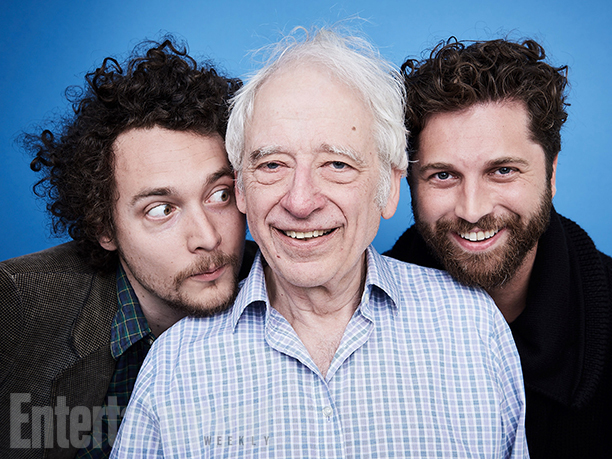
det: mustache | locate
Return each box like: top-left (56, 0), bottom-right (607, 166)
top-left (173, 251), bottom-right (240, 285)
top-left (436, 213), bottom-right (516, 234)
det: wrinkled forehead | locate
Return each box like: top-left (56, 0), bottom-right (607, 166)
top-left (250, 59), bottom-right (371, 122)
top-left (246, 63), bottom-right (373, 139)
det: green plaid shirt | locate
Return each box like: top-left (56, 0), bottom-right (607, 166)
top-left (76, 264), bottom-right (155, 458)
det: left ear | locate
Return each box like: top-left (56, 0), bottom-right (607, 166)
top-left (234, 171), bottom-right (247, 214)
top-left (550, 155), bottom-right (558, 198)
top-left (382, 169), bottom-right (403, 220)
top-left (98, 233), bottom-right (117, 252)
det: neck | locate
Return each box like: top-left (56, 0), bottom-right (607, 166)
top-left (121, 262), bottom-right (187, 338)
top-left (264, 261), bottom-right (366, 377)
top-left (486, 245), bottom-right (538, 323)
top-left (138, 300), bottom-right (187, 338)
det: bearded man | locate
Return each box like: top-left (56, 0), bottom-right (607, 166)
top-left (386, 38), bottom-right (612, 458)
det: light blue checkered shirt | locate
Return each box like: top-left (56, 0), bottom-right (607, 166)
top-left (111, 247), bottom-right (528, 458)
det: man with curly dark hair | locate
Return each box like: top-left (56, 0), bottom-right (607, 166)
top-left (0, 38), bottom-right (255, 458)
top-left (385, 38), bottom-right (612, 457)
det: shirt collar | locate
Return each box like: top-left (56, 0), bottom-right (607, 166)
top-left (110, 264), bottom-right (154, 359)
top-left (230, 251), bottom-right (269, 329)
top-left (362, 246), bottom-right (401, 313)
top-left (230, 246), bottom-right (399, 330)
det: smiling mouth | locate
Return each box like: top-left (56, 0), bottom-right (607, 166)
top-left (459, 229), bottom-right (500, 242)
top-left (282, 229), bottom-right (334, 240)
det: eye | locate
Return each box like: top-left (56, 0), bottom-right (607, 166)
top-left (252, 158), bottom-right (289, 185)
top-left (497, 167), bottom-right (513, 175)
top-left (331, 161), bottom-right (348, 170)
top-left (209, 188), bottom-right (231, 203)
top-left (147, 204), bottom-right (174, 218)
top-left (434, 171), bottom-right (451, 180)
top-left (262, 162), bottom-right (280, 170)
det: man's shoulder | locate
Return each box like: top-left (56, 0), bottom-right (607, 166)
top-left (151, 309), bottom-right (238, 356)
top-left (382, 253), bottom-right (470, 288)
top-left (137, 311), bottom-right (240, 390)
top-left (375, 254), bottom-right (514, 363)
top-left (557, 213), bottom-right (612, 272)
top-left (379, 253), bottom-right (495, 313)
top-left (0, 245), bottom-right (117, 389)
top-left (0, 241), bottom-right (95, 275)
top-left (381, 253), bottom-right (445, 280)
top-left (144, 274), bottom-right (268, 374)
top-left (0, 241), bottom-right (116, 327)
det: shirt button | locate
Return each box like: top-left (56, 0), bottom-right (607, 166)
top-left (322, 406), bottom-right (333, 418)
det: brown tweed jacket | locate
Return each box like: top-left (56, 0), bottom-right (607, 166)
top-left (0, 242), bottom-right (118, 458)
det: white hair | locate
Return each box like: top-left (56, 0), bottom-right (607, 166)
top-left (226, 26), bottom-right (408, 208)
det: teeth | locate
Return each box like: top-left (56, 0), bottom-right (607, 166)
top-left (460, 229), bottom-right (499, 242)
top-left (284, 229), bottom-right (332, 240)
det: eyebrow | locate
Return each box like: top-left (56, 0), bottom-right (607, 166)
top-left (416, 161), bottom-right (450, 175)
top-left (487, 156), bottom-right (530, 168)
top-left (247, 143), bottom-right (366, 167)
top-left (248, 145), bottom-right (280, 163)
top-left (418, 156), bottom-right (530, 174)
top-left (129, 165), bottom-right (234, 206)
top-left (320, 143), bottom-right (366, 167)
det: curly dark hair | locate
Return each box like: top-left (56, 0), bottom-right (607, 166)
top-left (402, 38), bottom-right (569, 180)
top-left (24, 37), bottom-right (241, 272)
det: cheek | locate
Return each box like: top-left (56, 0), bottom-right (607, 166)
top-left (215, 207), bottom-right (247, 232)
top-left (496, 183), bottom-right (539, 214)
top-left (121, 237), bottom-right (167, 269)
top-left (243, 186), bottom-right (284, 219)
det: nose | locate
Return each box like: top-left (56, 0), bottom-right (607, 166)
top-left (454, 179), bottom-right (494, 224)
top-left (279, 165), bottom-right (325, 218)
top-left (185, 208), bottom-right (222, 253)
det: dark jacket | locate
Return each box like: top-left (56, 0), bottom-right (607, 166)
top-left (385, 208), bottom-right (612, 458)
top-left (0, 240), bottom-right (258, 458)
top-left (0, 242), bottom-right (117, 458)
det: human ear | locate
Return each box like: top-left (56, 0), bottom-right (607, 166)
top-left (550, 155), bottom-right (558, 198)
top-left (98, 234), bottom-right (117, 251)
top-left (235, 171), bottom-right (247, 214)
top-left (382, 169), bottom-right (403, 220)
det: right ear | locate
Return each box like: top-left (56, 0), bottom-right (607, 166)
top-left (98, 234), bottom-right (117, 252)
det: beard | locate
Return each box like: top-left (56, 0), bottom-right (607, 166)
top-left (414, 187), bottom-right (552, 290)
top-left (121, 250), bottom-right (241, 318)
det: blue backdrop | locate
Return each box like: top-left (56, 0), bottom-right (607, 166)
top-left (1, 0), bottom-right (610, 261)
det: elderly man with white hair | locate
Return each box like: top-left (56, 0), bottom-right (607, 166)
top-left (112, 28), bottom-right (528, 458)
